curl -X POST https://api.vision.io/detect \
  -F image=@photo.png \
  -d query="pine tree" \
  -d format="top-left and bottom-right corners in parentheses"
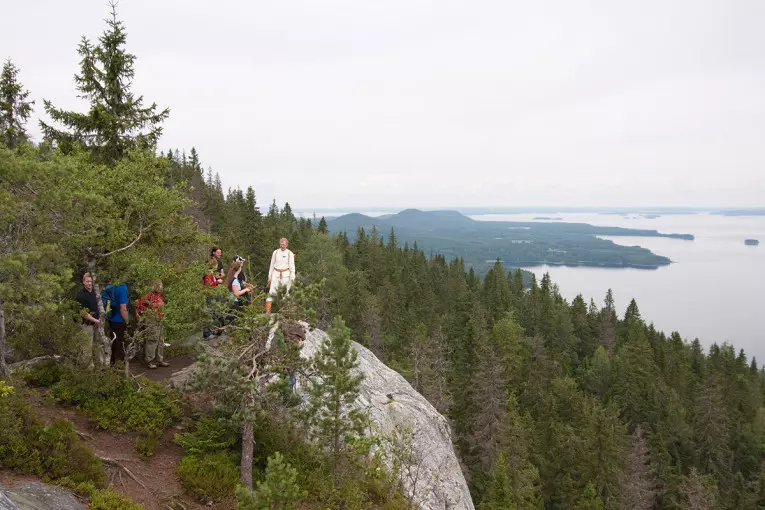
top-left (40, 3), bottom-right (169, 163)
top-left (0, 59), bottom-right (34, 149)
top-left (236, 452), bottom-right (305, 509)
top-left (618, 425), bottom-right (657, 510)
top-left (306, 316), bottom-right (367, 485)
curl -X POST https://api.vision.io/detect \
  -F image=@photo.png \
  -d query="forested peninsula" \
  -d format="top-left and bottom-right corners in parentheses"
top-left (2, 7), bottom-right (764, 510)
top-left (328, 209), bottom-right (693, 272)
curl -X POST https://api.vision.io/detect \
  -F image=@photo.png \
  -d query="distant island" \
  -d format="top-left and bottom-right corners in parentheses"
top-left (327, 209), bottom-right (694, 273)
top-left (533, 216), bottom-right (563, 220)
top-left (745, 239), bottom-right (760, 246)
top-left (713, 209), bottom-right (765, 216)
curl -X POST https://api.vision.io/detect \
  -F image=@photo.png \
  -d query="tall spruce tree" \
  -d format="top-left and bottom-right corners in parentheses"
top-left (0, 59), bottom-right (34, 149)
top-left (40, 3), bottom-right (169, 164)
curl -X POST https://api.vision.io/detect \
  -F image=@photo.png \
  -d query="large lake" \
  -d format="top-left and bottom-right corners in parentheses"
top-left (473, 213), bottom-right (765, 362)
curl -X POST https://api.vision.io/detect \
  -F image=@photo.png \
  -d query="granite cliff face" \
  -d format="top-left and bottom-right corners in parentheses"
top-left (295, 326), bottom-right (474, 510)
top-left (171, 324), bottom-right (475, 509)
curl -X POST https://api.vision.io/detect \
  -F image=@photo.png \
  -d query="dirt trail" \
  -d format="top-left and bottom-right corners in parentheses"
top-left (22, 386), bottom-right (221, 510)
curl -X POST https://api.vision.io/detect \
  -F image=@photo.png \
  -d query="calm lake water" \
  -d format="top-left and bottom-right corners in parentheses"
top-left (473, 213), bottom-right (765, 362)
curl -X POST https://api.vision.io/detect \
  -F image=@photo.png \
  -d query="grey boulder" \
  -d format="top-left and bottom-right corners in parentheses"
top-left (0, 482), bottom-right (84, 510)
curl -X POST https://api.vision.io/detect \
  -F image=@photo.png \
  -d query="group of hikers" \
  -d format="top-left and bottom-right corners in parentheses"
top-left (74, 238), bottom-right (297, 371)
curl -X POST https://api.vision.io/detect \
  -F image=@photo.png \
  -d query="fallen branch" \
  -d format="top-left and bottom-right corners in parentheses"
top-left (98, 456), bottom-right (149, 491)
top-left (75, 429), bottom-right (93, 441)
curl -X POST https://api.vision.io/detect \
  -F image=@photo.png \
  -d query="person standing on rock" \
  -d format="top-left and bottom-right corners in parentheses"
top-left (265, 238), bottom-right (296, 315)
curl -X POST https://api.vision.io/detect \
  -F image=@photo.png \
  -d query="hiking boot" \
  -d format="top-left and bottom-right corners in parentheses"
top-left (158, 361), bottom-right (170, 367)
top-left (147, 363), bottom-right (158, 369)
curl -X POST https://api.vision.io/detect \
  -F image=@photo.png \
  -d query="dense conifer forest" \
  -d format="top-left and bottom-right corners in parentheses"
top-left (2, 7), bottom-right (764, 510)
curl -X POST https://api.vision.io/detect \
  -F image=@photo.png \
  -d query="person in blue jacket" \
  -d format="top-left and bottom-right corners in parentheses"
top-left (102, 282), bottom-right (130, 365)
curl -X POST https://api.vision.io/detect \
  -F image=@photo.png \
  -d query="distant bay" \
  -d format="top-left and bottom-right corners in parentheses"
top-left (473, 213), bottom-right (765, 363)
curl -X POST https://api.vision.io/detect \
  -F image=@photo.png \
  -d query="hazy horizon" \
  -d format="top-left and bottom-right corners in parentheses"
top-left (4, 0), bottom-right (765, 209)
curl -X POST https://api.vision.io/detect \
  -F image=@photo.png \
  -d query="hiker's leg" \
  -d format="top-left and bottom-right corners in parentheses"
top-left (80, 324), bottom-right (94, 368)
top-left (110, 322), bottom-right (126, 365)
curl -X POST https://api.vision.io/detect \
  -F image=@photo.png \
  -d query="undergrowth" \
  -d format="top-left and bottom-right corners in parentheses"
top-left (61, 480), bottom-right (144, 509)
top-left (23, 361), bottom-right (181, 456)
top-left (175, 414), bottom-right (240, 502)
top-left (0, 387), bottom-right (105, 485)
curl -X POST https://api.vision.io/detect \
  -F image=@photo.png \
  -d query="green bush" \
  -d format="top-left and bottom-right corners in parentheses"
top-left (175, 414), bottom-right (238, 456)
top-left (0, 389), bottom-right (105, 486)
top-left (22, 359), bottom-right (64, 387)
top-left (236, 452), bottom-right (305, 510)
top-left (47, 366), bottom-right (180, 455)
top-left (36, 421), bottom-right (105, 484)
top-left (89, 488), bottom-right (145, 510)
top-left (178, 451), bottom-right (240, 502)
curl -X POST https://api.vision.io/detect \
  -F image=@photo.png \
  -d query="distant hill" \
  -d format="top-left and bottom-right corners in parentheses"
top-left (327, 209), bottom-right (694, 273)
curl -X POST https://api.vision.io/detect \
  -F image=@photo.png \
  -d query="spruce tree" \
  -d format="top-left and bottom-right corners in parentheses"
top-left (40, 3), bottom-right (169, 164)
top-left (318, 216), bottom-right (328, 234)
top-left (0, 59), bottom-right (34, 149)
top-left (306, 316), bottom-right (367, 485)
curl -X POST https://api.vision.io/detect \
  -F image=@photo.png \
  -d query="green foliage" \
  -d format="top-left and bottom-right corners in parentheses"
top-left (89, 488), bottom-right (145, 510)
top-left (178, 451), bottom-right (240, 502)
top-left (0, 380), bottom-right (13, 397)
top-left (175, 413), bottom-right (239, 456)
top-left (46, 366), bottom-right (179, 454)
top-left (0, 388), bottom-right (105, 485)
top-left (573, 481), bottom-right (604, 510)
top-left (235, 452), bottom-right (306, 510)
top-left (306, 316), bottom-right (367, 483)
top-left (0, 58), bottom-right (34, 149)
top-left (22, 359), bottom-right (64, 387)
top-left (40, 4), bottom-right (169, 164)
top-left (175, 413), bottom-right (240, 501)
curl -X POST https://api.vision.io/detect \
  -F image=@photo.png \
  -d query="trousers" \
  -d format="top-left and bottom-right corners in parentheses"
top-left (266, 270), bottom-right (292, 303)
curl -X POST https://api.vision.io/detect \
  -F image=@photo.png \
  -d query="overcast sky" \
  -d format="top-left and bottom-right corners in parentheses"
top-left (5, 0), bottom-right (765, 209)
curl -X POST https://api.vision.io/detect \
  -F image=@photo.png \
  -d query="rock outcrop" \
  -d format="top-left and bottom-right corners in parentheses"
top-left (0, 488), bottom-right (18, 510)
top-left (171, 324), bottom-right (474, 509)
top-left (0, 482), bottom-right (84, 510)
top-left (298, 326), bottom-right (474, 510)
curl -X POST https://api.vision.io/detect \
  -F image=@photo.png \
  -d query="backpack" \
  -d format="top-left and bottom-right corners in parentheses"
top-left (102, 285), bottom-right (129, 322)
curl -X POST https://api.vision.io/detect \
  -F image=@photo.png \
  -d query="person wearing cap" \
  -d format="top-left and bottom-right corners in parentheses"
top-left (233, 255), bottom-right (252, 305)
top-left (266, 238), bottom-right (296, 314)
top-left (225, 258), bottom-right (253, 307)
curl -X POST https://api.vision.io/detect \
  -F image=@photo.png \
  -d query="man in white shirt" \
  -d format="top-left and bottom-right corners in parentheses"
top-left (266, 237), bottom-right (296, 314)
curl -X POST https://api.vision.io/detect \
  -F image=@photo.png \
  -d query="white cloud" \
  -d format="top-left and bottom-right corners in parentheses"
top-left (5, 0), bottom-right (765, 208)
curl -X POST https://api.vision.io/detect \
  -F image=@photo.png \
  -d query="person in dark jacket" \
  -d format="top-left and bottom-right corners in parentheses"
top-left (75, 272), bottom-right (100, 368)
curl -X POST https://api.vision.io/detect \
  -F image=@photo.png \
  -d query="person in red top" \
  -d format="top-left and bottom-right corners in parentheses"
top-left (136, 280), bottom-right (168, 369)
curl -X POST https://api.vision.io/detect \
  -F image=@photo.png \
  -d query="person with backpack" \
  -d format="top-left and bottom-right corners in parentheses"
top-left (136, 280), bottom-right (169, 369)
top-left (101, 281), bottom-right (130, 365)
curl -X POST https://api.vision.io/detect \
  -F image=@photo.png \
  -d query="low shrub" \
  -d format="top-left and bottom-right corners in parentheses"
top-left (47, 366), bottom-right (180, 455)
top-left (89, 488), bottom-right (145, 510)
top-left (0, 388), bottom-right (106, 486)
top-left (59, 480), bottom-right (144, 510)
top-left (175, 413), bottom-right (238, 456)
top-left (22, 359), bottom-right (64, 387)
top-left (177, 451), bottom-right (240, 502)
